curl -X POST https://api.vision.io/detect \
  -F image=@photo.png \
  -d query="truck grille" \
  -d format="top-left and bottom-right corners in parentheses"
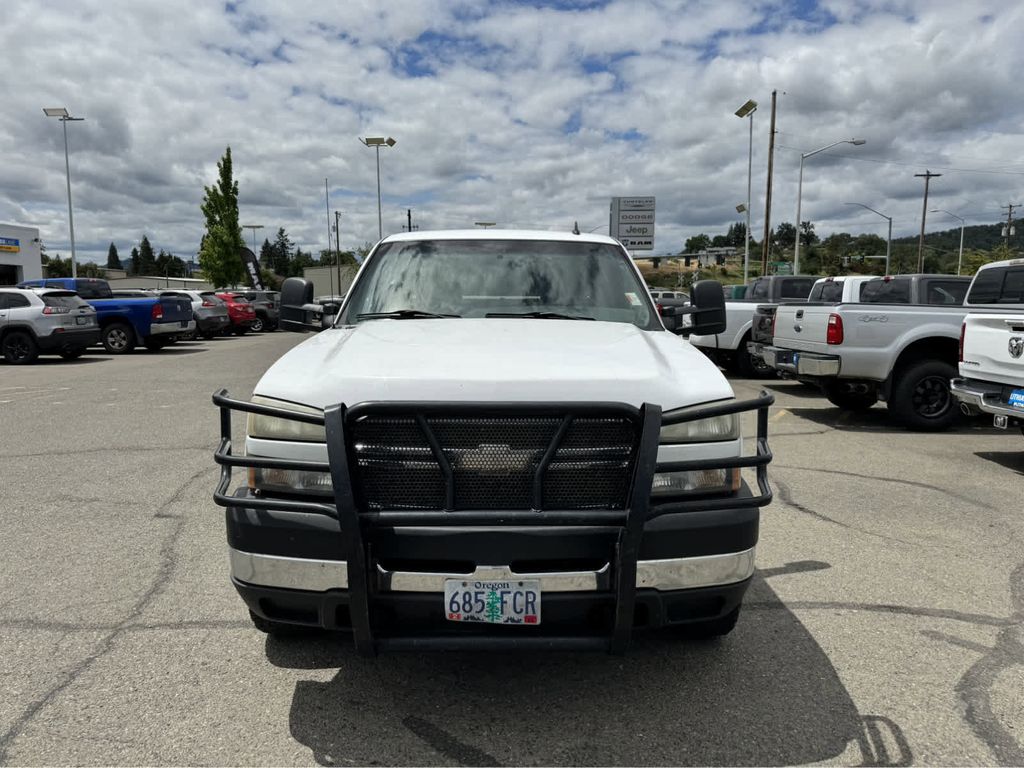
top-left (350, 414), bottom-right (638, 511)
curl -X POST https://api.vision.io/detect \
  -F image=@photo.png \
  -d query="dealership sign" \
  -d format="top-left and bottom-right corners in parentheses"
top-left (609, 197), bottom-right (655, 250)
top-left (0, 237), bottom-right (19, 253)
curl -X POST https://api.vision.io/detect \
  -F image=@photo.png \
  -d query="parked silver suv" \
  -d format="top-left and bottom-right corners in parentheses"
top-left (0, 288), bottom-right (100, 364)
top-left (160, 290), bottom-right (230, 339)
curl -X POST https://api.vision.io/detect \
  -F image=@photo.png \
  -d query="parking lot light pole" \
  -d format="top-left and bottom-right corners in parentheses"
top-left (44, 107), bottom-right (85, 278)
top-left (242, 224), bottom-right (264, 256)
top-left (931, 208), bottom-right (966, 276)
top-left (845, 202), bottom-right (892, 275)
top-left (794, 138), bottom-right (866, 275)
top-left (735, 99), bottom-right (757, 283)
top-left (359, 137), bottom-right (396, 240)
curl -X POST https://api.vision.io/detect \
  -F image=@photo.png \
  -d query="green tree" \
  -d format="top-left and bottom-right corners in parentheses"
top-left (773, 222), bottom-right (797, 252)
top-left (106, 242), bottom-right (122, 270)
top-left (198, 146), bottom-right (245, 287)
top-left (684, 233), bottom-right (711, 253)
top-left (259, 238), bottom-right (274, 268)
top-left (725, 221), bottom-right (747, 248)
top-left (137, 235), bottom-right (157, 275)
top-left (270, 227), bottom-right (293, 275)
top-left (42, 253), bottom-right (72, 277)
top-left (128, 247), bottom-right (140, 275)
top-left (287, 248), bottom-right (316, 278)
top-left (79, 262), bottom-right (104, 278)
top-left (799, 221), bottom-right (819, 247)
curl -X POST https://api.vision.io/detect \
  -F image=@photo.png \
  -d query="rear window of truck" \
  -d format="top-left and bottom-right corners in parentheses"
top-left (810, 281), bottom-right (843, 302)
top-left (860, 279), bottom-right (911, 303)
top-left (967, 266), bottom-right (1024, 304)
top-left (779, 278), bottom-right (815, 299)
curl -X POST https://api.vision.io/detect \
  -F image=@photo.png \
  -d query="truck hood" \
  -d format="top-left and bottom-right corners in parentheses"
top-left (254, 319), bottom-right (733, 411)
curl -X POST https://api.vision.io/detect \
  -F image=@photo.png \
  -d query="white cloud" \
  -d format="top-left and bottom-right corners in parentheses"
top-left (3, 0), bottom-right (1024, 268)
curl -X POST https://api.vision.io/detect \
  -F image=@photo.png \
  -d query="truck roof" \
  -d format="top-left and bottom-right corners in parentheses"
top-left (380, 229), bottom-right (621, 246)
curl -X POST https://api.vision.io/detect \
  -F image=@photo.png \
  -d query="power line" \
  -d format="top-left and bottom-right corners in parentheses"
top-left (775, 144), bottom-right (1024, 177)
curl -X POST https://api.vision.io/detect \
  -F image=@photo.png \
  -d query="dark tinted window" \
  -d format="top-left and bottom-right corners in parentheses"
top-left (342, 239), bottom-right (655, 328)
top-left (925, 280), bottom-right (968, 305)
top-left (749, 280), bottom-right (769, 300)
top-left (75, 280), bottom-right (113, 299)
top-left (1000, 269), bottom-right (1024, 303)
top-left (779, 278), bottom-right (815, 299)
top-left (0, 292), bottom-right (31, 309)
top-left (967, 267), bottom-right (1005, 304)
top-left (42, 293), bottom-right (89, 309)
top-left (810, 281), bottom-right (843, 302)
top-left (860, 279), bottom-right (911, 303)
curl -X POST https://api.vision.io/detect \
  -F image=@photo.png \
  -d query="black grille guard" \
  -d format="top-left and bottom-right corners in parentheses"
top-left (212, 389), bottom-right (774, 654)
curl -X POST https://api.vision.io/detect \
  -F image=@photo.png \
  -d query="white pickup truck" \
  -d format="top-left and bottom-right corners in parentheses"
top-left (690, 274), bottom-right (819, 375)
top-left (211, 230), bottom-right (774, 655)
top-left (952, 312), bottom-right (1024, 436)
top-left (761, 263), bottom-right (1024, 429)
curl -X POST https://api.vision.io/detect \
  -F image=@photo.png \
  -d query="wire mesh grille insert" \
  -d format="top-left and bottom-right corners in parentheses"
top-left (349, 413), bottom-right (638, 511)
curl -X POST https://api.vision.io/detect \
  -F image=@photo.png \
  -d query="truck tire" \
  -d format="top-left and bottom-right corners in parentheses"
top-left (888, 360), bottom-right (960, 431)
top-left (676, 607), bottom-right (740, 640)
top-left (250, 316), bottom-right (265, 333)
top-left (823, 380), bottom-right (878, 410)
top-left (248, 610), bottom-right (312, 637)
top-left (734, 335), bottom-right (774, 379)
top-left (102, 322), bottom-right (136, 354)
top-left (2, 330), bottom-right (39, 364)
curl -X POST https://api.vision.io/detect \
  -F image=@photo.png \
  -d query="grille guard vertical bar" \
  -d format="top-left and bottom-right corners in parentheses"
top-left (610, 402), bottom-right (661, 654)
top-left (324, 404), bottom-right (375, 656)
top-left (532, 415), bottom-right (573, 511)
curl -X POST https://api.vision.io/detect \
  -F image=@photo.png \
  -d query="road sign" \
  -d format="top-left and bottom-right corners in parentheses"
top-left (610, 197), bottom-right (655, 250)
top-left (771, 261), bottom-right (792, 275)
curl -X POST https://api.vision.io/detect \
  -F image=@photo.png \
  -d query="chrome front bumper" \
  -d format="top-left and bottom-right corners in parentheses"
top-left (761, 345), bottom-right (841, 377)
top-left (228, 546), bottom-right (757, 594)
top-left (951, 378), bottom-right (1024, 421)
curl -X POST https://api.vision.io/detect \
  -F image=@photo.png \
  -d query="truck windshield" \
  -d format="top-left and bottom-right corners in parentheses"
top-left (341, 239), bottom-right (657, 329)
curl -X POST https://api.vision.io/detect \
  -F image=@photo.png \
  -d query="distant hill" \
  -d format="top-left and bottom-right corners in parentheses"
top-left (893, 221), bottom-right (1019, 252)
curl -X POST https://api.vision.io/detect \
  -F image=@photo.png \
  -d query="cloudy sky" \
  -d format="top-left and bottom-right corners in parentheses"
top-left (4, 0), bottom-right (1024, 265)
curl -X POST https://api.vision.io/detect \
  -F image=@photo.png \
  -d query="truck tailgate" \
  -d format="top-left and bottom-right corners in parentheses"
top-left (962, 313), bottom-right (1024, 387)
top-left (160, 296), bottom-right (194, 323)
top-left (771, 304), bottom-right (833, 349)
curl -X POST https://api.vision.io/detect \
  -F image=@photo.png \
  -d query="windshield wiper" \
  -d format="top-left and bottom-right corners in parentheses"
top-left (356, 309), bottom-right (460, 320)
top-left (485, 311), bottom-right (595, 321)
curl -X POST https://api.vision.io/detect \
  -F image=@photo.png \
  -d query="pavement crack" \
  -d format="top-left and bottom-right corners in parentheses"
top-left (952, 560), bottom-right (1024, 766)
top-left (773, 476), bottom-right (916, 547)
top-left (0, 465), bottom-right (210, 762)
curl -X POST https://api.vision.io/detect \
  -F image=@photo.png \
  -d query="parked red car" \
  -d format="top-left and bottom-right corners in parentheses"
top-left (215, 292), bottom-right (256, 336)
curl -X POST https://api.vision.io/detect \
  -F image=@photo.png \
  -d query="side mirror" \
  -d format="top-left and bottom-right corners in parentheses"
top-left (667, 280), bottom-right (726, 336)
top-left (279, 278), bottom-right (321, 332)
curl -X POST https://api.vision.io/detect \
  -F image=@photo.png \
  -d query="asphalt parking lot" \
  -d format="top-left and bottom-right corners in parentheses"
top-left (1, 332), bottom-right (1022, 766)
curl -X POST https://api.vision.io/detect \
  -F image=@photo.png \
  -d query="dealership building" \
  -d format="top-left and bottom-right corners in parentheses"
top-left (0, 224), bottom-right (43, 285)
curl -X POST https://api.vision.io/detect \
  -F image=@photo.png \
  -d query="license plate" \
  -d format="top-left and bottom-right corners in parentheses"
top-left (444, 579), bottom-right (541, 625)
top-left (75, 316), bottom-right (90, 325)
top-left (1009, 389), bottom-right (1024, 409)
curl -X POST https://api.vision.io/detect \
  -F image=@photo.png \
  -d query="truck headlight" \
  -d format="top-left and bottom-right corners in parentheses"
top-left (247, 395), bottom-right (326, 442)
top-left (247, 466), bottom-right (333, 497)
top-left (659, 411), bottom-right (740, 443)
top-left (651, 468), bottom-right (741, 497)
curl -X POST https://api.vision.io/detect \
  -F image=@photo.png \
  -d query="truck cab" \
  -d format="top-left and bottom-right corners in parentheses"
top-left (212, 230), bottom-right (773, 654)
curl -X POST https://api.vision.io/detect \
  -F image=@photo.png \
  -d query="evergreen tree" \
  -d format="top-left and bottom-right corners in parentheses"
top-left (106, 242), bottom-right (122, 270)
top-left (259, 238), bottom-right (274, 268)
top-left (128, 247), bottom-right (140, 275)
top-left (271, 227), bottom-right (293, 275)
top-left (137, 235), bottom-right (157, 275)
top-left (198, 146), bottom-right (245, 287)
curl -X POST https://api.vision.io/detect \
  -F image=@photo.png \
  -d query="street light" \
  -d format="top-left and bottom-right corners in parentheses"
top-left (794, 137), bottom-right (866, 274)
top-left (845, 202), bottom-right (892, 275)
top-left (241, 223), bottom-right (264, 255)
top-left (359, 136), bottom-right (396, 240)
top-left (931, 208), bottom-right (966, 276)
top-left (44, 107), bottom-right (85, 278)
top-left (735, 99), bottom-right (757, 283)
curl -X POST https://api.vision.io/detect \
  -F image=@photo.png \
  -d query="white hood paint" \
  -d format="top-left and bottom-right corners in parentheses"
top-left (255, 319), bottom-right (734, 412)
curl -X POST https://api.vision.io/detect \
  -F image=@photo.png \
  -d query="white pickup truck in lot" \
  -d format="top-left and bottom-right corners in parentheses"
top-left (952, 312), bottom-right (1024, 436)
top-left (690, 274), bottom-right (819, 375)
top-left (211, 230), bottom-right (774, 655)
top-left (761, 262), bottom-right (1024, 429)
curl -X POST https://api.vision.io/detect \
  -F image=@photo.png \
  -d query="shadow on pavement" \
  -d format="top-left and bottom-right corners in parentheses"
top-left (761, 380), bottom-right (827, 400)
top-left (975, 450), bottom-right (1024, 475)
top-left (266, 573), bottom-right (912, 766)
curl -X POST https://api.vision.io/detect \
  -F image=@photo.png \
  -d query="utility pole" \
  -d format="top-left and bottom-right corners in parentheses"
top-left (325, 178), bottom-right (334, 298)
top-left (760, 89), bottom-right (778, 277)
top-left (914, 170), bottom-right (941, 272)
top-left (1002, 203), bottom-right (1020, 249)
top-left (403, 208), bottom-right (418, 232)
top-left (334, 210), bottom-right (342, 296)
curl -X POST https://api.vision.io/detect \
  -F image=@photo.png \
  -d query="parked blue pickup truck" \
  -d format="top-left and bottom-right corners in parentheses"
top-left (18, 278), bottom-right (194, 353)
